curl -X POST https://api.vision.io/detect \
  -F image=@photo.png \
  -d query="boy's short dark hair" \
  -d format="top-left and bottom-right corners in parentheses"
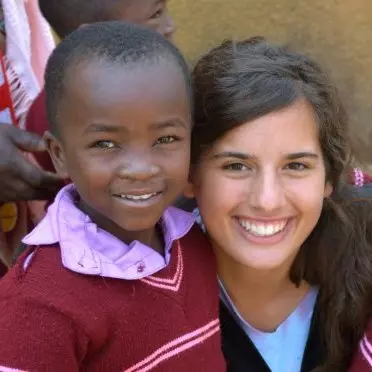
top-left (44, 21), bottom-right (191, 136)
top-left (39, 0), bottom-right (121, 38)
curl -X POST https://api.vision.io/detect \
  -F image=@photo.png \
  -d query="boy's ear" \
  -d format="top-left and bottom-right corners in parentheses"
top-left (183, 165), bottom-right (198, 198)
top-left (43, 131), bottom-right (69, 179)
top-left (183, 181), bottom-right (195, 199)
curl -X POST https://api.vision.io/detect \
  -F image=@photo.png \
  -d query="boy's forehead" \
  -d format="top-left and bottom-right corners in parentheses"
top-left (60, 59), bottom-right (190, 126)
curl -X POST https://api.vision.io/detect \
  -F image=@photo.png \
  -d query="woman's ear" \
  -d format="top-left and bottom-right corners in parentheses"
top-left (43, 131), bottom-right (69, 179)
top-left (324, 181), bottom-right (333, 198)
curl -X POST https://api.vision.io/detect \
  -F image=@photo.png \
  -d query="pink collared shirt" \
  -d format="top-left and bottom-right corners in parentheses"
top-left (23, 184), bottom-right (196, 280)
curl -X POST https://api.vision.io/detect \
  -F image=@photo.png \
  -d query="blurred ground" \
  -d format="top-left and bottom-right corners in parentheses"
top-left (171, 0), bottom-right (372, 166)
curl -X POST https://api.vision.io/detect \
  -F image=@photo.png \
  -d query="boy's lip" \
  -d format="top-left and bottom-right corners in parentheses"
top-left (111, 189), bottom-right (164, 197)
top-left (112, 191), bottom-right (164, 208)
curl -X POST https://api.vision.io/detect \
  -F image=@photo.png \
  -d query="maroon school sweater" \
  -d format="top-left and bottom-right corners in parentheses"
top-left (0, 226), bottom-right (226, 372)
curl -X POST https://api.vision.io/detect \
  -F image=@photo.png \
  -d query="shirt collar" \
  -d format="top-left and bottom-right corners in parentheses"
top-left (23, 184), bottom-right (196, 279)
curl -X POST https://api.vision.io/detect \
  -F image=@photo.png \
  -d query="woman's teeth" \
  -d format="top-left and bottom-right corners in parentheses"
top-left (238, 219), bottom-right (287, 237)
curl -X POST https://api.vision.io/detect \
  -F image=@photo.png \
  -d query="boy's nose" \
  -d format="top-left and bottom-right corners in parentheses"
top-left (116, 154), bottom-right (160, 181)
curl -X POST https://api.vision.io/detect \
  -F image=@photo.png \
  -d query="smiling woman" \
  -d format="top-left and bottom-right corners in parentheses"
top-left (189, 37), bottom-right (372, 371)
top-left (193, 99), bottom-right (332, 273)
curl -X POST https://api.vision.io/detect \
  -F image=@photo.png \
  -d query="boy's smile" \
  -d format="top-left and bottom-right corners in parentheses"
top-left (47, 58), bottom-right (191, 247)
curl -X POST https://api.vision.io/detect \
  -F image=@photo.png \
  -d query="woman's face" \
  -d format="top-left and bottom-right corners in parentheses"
top-left (190, 99), bottom-right (332, 272)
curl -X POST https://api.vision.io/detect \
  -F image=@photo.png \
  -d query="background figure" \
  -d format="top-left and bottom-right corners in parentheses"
top-left (0, 0), bottom-right (55, 267)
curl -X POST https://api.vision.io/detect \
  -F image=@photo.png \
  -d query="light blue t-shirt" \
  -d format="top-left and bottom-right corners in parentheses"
top-left (220, 280), bottom-right (318, 372)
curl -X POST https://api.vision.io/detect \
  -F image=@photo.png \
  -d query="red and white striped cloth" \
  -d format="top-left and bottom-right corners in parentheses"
top-left (0, 51), bottom-right (16, 125)
top-left (349, 168), bottom-right (372, 187)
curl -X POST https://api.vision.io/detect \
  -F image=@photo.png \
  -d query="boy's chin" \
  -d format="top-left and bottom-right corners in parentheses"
top-left (112, 211), bottom-right (165, 233)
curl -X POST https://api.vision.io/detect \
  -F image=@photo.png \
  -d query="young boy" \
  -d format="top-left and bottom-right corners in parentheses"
top-left (0, 22), bottom-right (225, 371)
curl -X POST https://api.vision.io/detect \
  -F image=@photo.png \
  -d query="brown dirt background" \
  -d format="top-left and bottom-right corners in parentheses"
top-left (171, 0), bottom-right (372, 166)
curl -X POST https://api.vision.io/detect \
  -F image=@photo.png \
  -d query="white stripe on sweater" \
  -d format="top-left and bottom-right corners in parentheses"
top-left (0, 366), bottom-right (27, 372)
top-left (124, 319), bottom-right (220, 372)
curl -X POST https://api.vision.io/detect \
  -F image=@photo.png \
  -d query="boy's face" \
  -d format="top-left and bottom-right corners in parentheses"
top-left (47, 59), bottom-right (191, 244)
top-left (113, 0), bottom-right (176, 40)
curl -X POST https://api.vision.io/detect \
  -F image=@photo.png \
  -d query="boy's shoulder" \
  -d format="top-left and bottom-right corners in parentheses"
top-left (0, 245), bottom-right (105, 309)
top-left (177, 223), bottom-right (216, 275)
top-left (179, 222), bottom-right (211, 251)
top-left (0, 244), bottom-right (135, 339)
top-left (164, 206), bottom-right (212, 258)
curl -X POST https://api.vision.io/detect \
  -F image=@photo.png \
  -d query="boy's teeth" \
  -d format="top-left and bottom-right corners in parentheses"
top-left (120, 193), bottom-right (157, 201)
top-left (238, 219), bottom-right (287, 237)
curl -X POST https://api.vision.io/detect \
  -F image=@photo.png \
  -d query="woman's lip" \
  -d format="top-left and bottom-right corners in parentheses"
top-left (234, 217), bottom-right (294, 245)
top-left (235, 215), bottom-right (294, 223)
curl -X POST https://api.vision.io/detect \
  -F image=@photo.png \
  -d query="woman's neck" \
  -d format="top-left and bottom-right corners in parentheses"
top-left (216, 247), bottom-right (311, 332)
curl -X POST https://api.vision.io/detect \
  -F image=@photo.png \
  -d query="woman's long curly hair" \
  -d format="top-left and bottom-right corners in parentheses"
top-left (191, 36), bottom-right (372, 371)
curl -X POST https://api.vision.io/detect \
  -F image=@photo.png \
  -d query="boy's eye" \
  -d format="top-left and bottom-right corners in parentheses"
top-left (155, 136), bottom-right (177, 145)
top-left (223, 163), bottom-right (249, 171)
top-left (285, 162), bottom-right (309, 171)
top-left (91, 140), bottom-right (117, 149)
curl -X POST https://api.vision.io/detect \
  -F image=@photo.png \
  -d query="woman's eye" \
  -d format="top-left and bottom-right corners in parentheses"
top-left (223, 163), bottom-right (248, 171)
top-left (155, 136), bottom-right (177, 145)
top-left (285, 162), bottom-right (309, 171)
top-left (91, 140), bottom-right (116, 149)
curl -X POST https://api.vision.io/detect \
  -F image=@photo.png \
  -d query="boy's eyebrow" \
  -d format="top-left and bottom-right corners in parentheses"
top-left (151, 118), bottom-right (188, 130)
top-left (212, 151), bottom-right (319, 160)
top-left (84, 123), bottom-right (124, 134)
top-left (83, 119), bottom-right (188, 134)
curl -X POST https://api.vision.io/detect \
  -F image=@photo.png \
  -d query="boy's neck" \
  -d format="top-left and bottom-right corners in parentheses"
top-left (78, 199), bottom-right (165, 255)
